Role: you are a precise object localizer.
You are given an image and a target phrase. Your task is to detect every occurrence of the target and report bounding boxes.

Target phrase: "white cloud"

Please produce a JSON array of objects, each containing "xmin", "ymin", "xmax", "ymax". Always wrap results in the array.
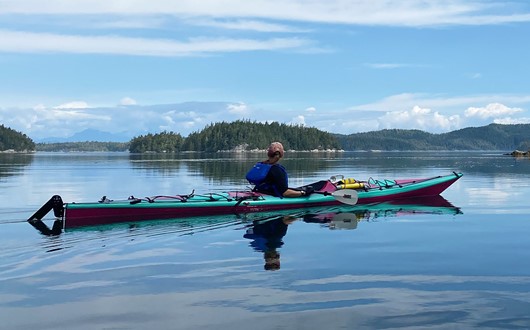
[
  {"xmin": 3, "ymin": 96, "xmax": 530, "ymax": 141},
  {"xmin": 54, "ymin": 101, "xmax": 90, "ymax": 109},
  {"xmin": 378, "ymin": 105, "xmax": 461, "ymax": 132},
  {"xmin": 161, "ymin": 114, "xmax": 176, "ymax": 125},
  {"xmin": 92, "ymin": 17, "xmax": 168, "ymax": 30},
  {"xmin": 2, "ymin": 1, "xmax": 529, "ymax": 61},
  {"xmin": 190, "ymin": 19, "xmax": 308, "ymax": 33},
  {"xmin": 291, "ymin": 115, "xmax": 306, "ymax": 126},
  {"xmin": 253, "ymin": 94, "xmax": 530, "ymax": 135},
  {"xmin": 158, "ymin": 110, "xmax": 204, "ymax": 132},
  {"xmin": 2, "ymin": 1, "xmax": 530, "ymax": 27},
  {"xmin": 33, "ymin": 104, "xmax": 46, "ymax": 111},
  {"xmin": 0, "ymin": 29, "xmax": 313, "ymax": 56},
  {"xmin": 119, "ymin": 97, "xmax": 137, "ymax": 106},
  {"xmin": 351, "ymin": 93, "xmax": 530, "ymax": 113},
  {"xmin": 227, "ymin": 103, "xmax": 249, "ymax": 116},
  {"xmin": 493, "ymin": 117, "xmax": 530, "ymax": 125},
  {"xmin": 465, "ymin": 103, "xmax": 523, "ymax": 119},
  {"xmin": 1, "ymin": 104, "xmax": 111, "ymax": 138},
  {"xmin": 365, "ymin": 63, "xmax": 411, "ymax": 69}
]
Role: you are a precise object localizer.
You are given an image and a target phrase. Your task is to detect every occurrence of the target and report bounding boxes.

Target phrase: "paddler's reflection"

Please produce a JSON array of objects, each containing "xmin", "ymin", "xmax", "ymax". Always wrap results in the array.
[{"xmin": 244, "ymin": 215, "xmax": 297, "ymax": 271}]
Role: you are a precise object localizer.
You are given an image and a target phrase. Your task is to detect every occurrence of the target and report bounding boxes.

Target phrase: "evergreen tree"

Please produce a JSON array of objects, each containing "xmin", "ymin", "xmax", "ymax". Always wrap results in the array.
[
  {"xmin": 0, "ymin": 125, "xmax": 35, "ymax": 151},
  {"xmin": 129, "ymin": 131, "xmax": 184, "ymax": 153}
]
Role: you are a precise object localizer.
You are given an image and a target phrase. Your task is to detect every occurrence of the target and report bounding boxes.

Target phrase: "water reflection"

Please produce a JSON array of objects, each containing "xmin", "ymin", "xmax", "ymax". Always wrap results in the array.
[
  {"xmin": 126, "ymin": 151, "xmax": 530, "ymax": 184},
  {"xmin": 0, "ymin": 153, "xmax": 34, "ymax": 179},
  {"xmin": 244, "ymin": 216, "xmax": 297, "ymax": 271},
  {"xmin": 128, "ymin": 152, "xmax": 338, "ymax": 181},
  {"xmin": 242, "ymin": 196, "xmax": 461, "ymax": 270},
  {"xmin": 304, "ymin": 195, "xmax": 462, "ymax": 230}
]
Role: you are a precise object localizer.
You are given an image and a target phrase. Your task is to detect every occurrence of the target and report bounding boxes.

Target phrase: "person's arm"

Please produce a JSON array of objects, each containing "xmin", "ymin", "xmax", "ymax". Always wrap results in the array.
[{"xmin": 282, "ymin": 188, "xmax": 305, "ymax": 198}]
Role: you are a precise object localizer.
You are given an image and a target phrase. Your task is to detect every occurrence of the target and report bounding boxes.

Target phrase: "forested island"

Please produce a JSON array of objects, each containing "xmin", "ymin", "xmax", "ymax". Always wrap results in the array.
[
  {"xmin": 129, "ymin": 121, "xmax": 340, "ymax": 153},
  {"xmin": 2, "ymin": 121, "xmax": 530, "ymax": 153},
  {"xmin": 36, "ymin": 142, "xmax": 129, "ymax": 152},
  {"xmin": 0, "ymin": 124, "xmax": 35, "ymax": 152}
]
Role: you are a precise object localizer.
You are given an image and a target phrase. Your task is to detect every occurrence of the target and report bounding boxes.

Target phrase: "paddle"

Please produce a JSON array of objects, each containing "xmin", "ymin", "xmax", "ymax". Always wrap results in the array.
[
  {"xmin": 314, "ymin": 189, "xmax": 359, "ymax": 205},
  {"xmin": 330, "ymin": 212, "xmax": 359, "ymax": 230}
]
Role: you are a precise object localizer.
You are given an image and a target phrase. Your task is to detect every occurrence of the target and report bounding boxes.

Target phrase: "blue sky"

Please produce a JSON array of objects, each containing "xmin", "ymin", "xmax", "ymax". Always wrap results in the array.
[{"xmin": 1, "ymin": 0, "xmax": 530, "ymax": 141}]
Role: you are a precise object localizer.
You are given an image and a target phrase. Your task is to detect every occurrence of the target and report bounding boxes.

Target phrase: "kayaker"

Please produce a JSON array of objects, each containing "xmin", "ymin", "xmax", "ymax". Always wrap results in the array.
[{"xmin": 246, "ymin": 141, "xmax": 312, "ymax": 198}]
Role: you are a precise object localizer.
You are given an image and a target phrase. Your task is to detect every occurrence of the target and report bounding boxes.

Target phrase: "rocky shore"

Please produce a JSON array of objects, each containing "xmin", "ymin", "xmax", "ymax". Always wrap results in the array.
[{"xmin": 507, "ymin": 149, "xmax": 530, "ymax": 157}]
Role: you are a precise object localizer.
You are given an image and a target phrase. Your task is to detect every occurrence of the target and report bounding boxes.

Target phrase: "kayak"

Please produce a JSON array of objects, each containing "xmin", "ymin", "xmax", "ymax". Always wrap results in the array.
[
  {"xmin": 31, "ymin": 195, "xmax": 462, "ymax": 236},
  {"xmin": 28, "ymin": 172, "xmax": 462, "ymax": 230}
]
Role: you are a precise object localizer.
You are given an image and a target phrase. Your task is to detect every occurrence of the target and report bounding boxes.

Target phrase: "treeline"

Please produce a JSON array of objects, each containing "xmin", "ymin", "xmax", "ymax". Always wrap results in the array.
[
  {"xmin": 439, "ymin": 124, "xmax": 530, "ymax": 150},
  {"xmin": 129, "ymin": 131, "xmax": 184, "ymax": 153},
  {"xmin": 0, "ymin": 125, "xmax": 35, "ymax": 151},
  {"xmin": 36, "ymin": 142, "xmax": 129, "ymax": 152},
  {"xmin": 337, "ymin": 129, "xmax": 435, "ymax": 151},
  {"xmin": 129, "ymin": 121, "xmax": 341, "ymax": 153},
  {"xmin": 337, "ymin": 123, "xmax": 530, "ymax": 151},
  {"xmin": 5, "ymin": 121, "xmax": 530, "ymax": 152}
]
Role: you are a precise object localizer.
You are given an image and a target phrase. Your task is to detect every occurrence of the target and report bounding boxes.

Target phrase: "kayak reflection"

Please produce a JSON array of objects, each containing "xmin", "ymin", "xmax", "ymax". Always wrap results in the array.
[
  {"xmin": 303, "ymin": 195, "xmax": 462, "ymax": 230},
  {"xmin": 243, "ymin": 196, "xmax": 461, "ymax": 270}
]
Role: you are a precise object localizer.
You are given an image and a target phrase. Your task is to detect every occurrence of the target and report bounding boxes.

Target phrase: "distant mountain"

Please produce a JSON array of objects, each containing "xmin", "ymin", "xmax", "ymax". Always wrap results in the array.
[
  {"xmin": 36, "ymin": 129, "xmax": 132, "ymax": 143},
  {"xmin": 336, "ymin": 123, "xmax": 530, "ymax": 151}
]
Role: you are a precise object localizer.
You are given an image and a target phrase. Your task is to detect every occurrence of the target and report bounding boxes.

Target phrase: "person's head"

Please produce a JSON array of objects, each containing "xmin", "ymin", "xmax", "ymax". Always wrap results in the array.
[
  {"xmin": 267, "ymin": 142, "xmax": 284, "ymax": 159},
  {"xmin": 264, "ymin": 250, "xmax": 280, "ymax": 271}
]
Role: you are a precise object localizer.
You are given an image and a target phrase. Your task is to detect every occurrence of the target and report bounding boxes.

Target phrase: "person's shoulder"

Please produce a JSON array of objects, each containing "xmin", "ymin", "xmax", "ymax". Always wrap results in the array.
[{"xmin": 270, "ymin": 163, "xmax": 287, "ymax": 173}]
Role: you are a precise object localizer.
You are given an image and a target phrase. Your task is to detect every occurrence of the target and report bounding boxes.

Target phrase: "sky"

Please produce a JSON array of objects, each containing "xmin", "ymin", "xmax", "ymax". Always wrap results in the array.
[{"xmin": 1, "ymin": 0, "xmax": 530, "ymax": 141}]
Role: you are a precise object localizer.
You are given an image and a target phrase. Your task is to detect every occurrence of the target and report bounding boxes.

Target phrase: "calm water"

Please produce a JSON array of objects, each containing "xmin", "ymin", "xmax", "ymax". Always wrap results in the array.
[{"xmin": 1, "ymin": 151, "xmax": 530, "ymax": 330}]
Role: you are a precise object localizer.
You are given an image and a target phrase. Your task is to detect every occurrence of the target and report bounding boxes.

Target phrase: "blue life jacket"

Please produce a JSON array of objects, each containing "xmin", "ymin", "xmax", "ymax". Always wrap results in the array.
[
  {"xmin": 245, "ymin": 162, "xmax": 288, "ymax": 197},
  {"xmin": 246, "ymin": 162, "xmax": 272, "ymax": 185}
]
